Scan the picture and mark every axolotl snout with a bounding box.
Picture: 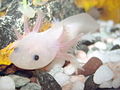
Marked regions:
[10,12,99,70]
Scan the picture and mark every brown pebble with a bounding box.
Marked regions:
[78,57,103,76]
[30,77,38,83]
[62,60,70,68]
[5,64,20,74]
[0,65,8,72]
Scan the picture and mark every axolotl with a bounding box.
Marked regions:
[10,11,99,71]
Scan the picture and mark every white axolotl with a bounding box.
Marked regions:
[10,11,99,71]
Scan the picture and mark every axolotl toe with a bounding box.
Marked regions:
[10,11,99,70]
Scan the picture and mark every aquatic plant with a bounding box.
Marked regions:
[0,43,14,65]
[75,0,120,23]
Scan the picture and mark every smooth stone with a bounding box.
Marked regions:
[93,65,114,84]
[62,61,70,68]
[113,38,120,45]
[80,34,96,45]
[81,40,94,46]
[111,44,120,50]
[76,43,89,53]
[88,50,120,63]
[0,65,8,72]
[84,75,99,90]
[97,87,120,90]
[36,71,62,90]
[63,64,76,75]
[110,27,120,32]
[62,83,73,90]
[8,75,30,88]
[94,42,107,50]
[30,77,37,83]
[112,77,120,88]
[19,5,36,18]
[77,57,102,76]
[98,20,114,32]
[105,38,115,43]
[2,64,20,75]
[105,62,120,78]
[70,75,86,83]
[63,75,85,90]
[54,72,70,86]
[0,76,15,90]
[99,80,112,88]
[88,45,99,51]
[48,65,64,76]
[72,81,84,90]
[20,83,41,90]
[75,50,88,63]
[14,70,33,78]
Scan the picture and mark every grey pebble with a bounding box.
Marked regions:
[20,83,41,90]
[76,43,89,53]
[111,44,120,50]
[84,75,99,90]
[36,71,62,90]
[8,75,30,88]
[81,40,95,46]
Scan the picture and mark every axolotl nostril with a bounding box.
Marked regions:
[10,11,99,70]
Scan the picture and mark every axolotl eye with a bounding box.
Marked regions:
[33,55,39,61]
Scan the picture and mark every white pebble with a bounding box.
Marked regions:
[112,77,120,88]
[94,42,107,50]
[93,65,114,84]
[54,72,70,86]
[99,80,112,88]
[72,81,84,90]
[0,76,15,90]
[63,64,76,75]
[113,38,120,45]
[19,6,36,18]
[105,38,114,43]
[70,75,86,83]
[88,50,120,63]
[76,50,88,63]
[81,33,95,41]
[48,65,63,76]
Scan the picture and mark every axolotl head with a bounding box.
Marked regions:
[10,12,59,70]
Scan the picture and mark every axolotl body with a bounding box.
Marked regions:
[10,12,99,70]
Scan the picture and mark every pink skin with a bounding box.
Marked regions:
[10,12,99,71]
[10,11,82,70]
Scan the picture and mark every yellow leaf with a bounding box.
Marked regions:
[74,0,98,11]
[0,43,14,65]
[74,0,120,23]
